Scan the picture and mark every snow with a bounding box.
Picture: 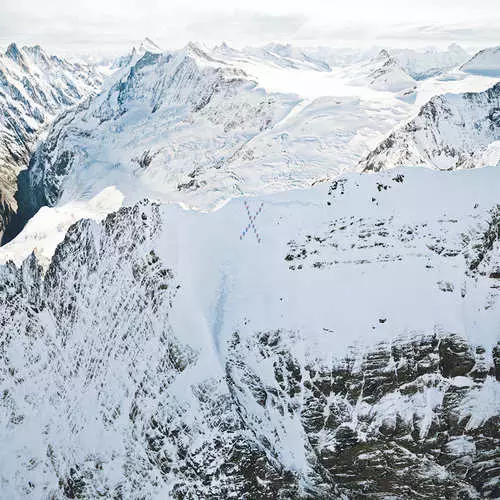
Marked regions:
[1,165,499,497]
[0,42,104,224]
[445,436,476,456]
[0,39,499,499]
[461,46,500,77]
[0,187,123,267]
[4,40,495,263]
[460,376,500,429]
[157,166,500,361]
[360,82,500,172]
[392,44,469,80]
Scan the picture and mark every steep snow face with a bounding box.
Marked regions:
[461,46,500,77]
[0,167,499,498]
[360,82,500,172]
[0,43,103,240]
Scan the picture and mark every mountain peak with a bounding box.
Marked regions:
[5,42,25,65]
[22,44,50,64]
[184,41,222,64]
[376,49,394,62]
[138,37,162,54]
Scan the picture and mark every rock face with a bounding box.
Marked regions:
[0,167,498,498]
[360,82,500,172]
[0,43,103,242]
[228,329,499,499]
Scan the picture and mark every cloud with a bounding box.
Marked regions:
[187,10,308,43]
[0,0,498,55]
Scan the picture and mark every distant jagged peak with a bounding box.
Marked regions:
[374,48,397,65]
[212,41,237,54]
[5,42,26,65]
[211,42,246,63]
[183,41,227,65]
[22,44,45,55]
[138,37,163,55]
[113,38,162,70]
[447,42,467,55]
[365,48,415,92]
[264,42,293,53]
[22,44,51,66]
[217,41,231,51]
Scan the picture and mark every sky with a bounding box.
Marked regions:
[1,0,499,56]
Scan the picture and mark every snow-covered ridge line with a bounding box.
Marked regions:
[360,82,500,172]
[461,46,500,77]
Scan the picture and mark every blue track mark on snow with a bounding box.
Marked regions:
[212,270,228,358]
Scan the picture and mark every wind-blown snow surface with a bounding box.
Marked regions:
[0,167,499,498]
[0,43,104,240]
[360,82,500,172]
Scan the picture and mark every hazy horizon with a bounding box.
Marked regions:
[1,0,498,57]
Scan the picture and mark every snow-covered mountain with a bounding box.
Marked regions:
[0,166,499,498]
[233,43,469,80]
[392,44,469,80]
[0,35,499,499]
[237,42,332,72]
[1,39,496,255]
[0,43,104,241]
[366,49,417,92]
[360,82,500,172]
[461,46,500,77]
[332,49,416,93]
[9,41,419,244]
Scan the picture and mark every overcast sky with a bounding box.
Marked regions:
[1,0,499,55]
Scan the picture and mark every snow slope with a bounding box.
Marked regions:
[0,166,498,498]
[461,46,500,77]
